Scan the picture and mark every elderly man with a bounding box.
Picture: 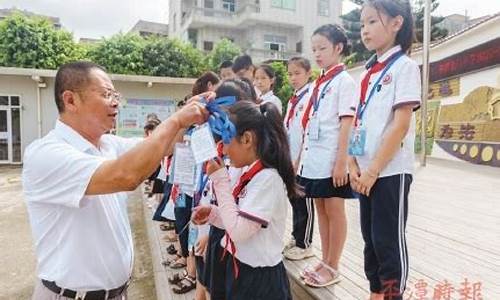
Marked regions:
[22,61,206,300]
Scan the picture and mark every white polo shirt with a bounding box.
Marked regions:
[22,120,141,290]
[284,83,311,163]
[354,45,421,177]
[298,69,356,179]
[222,168,288,268]
[260,90,283,114]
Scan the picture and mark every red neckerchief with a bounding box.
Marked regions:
[164,155,173,175]
[222,160,265,279]
[355,54,397,126]
[285,86,309,129]
[171,184,179,204]
[301,64,345,129]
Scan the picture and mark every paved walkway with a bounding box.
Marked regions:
[0,166,156,300]
[286,158,500,299]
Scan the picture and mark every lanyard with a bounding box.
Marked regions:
[356,51,404,126]
[312,71,344,114]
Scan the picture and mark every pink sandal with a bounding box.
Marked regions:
[304,262,341,288]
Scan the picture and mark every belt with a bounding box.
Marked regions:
[41,279,129,300]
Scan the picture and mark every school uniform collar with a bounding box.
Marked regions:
[295,83,310,96]
[377,45,402,63]
[365,45,403,70]
[54,119,99,153]
[260,90,274,99]
[321,63,345,77]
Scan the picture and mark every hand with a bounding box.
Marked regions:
[206,157,225,176]
[187,91,217,104]
[332,159,348,188]
[171,101,208,128]
[347,157,361,192]
[192,205,212,225]
[195,235,209,258]
[356,169,378,196]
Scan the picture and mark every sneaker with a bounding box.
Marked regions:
[283,239,296,252]
[284,246,315,261]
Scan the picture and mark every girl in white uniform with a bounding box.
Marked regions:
[283,57,316,261]
[255,64,283,114]
[349,1,421,299]
[192,101,297,300]
[297,24,356,287]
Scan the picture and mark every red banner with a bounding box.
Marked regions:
[429,37,500,82]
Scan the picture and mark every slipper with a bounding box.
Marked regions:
[168,270,187,285]
[172,275,196,294]
[300,263,321,279]
[160,223,175,231]
[169,257,187,269]
[304,263,341,288]
[166,244,178,255]
[163,234,178,243]
[161,254,181,267]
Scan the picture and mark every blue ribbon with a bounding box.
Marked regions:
[201,96,237,144]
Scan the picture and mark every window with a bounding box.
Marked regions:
[204,41,214,51]
[173,13,177,32]
[318,0,329,16]
[222,0,236,12]
[271,0,295,10]
[264,34,287,52]
[188,29,198,47]
[296,41,302,53]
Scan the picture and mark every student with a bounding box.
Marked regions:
[349,1,421,299]
[192,71,220,96]
[169,75,220,294]
[220,60,236,80]
[201,82,255,300]
[297,24,356,287]
[283,57,315,261]
[254,64,283,114]
[192,101,297,300]
[232,54,256,83]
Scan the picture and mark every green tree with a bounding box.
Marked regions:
[269,61,293,109]
[0,13,83,69]
[142,37,207,77]
[413,0,448,43]
[89,33,146,75]
[206,38,241,71]
[341,7,372,66]
[342,0,447,64]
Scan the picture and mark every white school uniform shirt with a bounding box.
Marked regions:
[221,167,288,268]
[22,120,141,290]
[298,66,357,179]
[260,90,283,114]
[284,83,311,163]
[353,45,421,177]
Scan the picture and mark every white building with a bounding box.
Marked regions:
[168,0,342,62]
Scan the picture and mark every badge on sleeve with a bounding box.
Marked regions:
[348,126,367,156]
[308,114,320,140]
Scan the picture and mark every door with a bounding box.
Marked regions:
[0,108,10,163]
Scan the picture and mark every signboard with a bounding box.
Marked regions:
[429,37,500,82]
[116,98,176,137]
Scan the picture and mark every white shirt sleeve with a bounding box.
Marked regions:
[238,170,281,227]
[393,60,422,109]
[107,135,143,156]
[22,141,105,208]
[338,75,357,117]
